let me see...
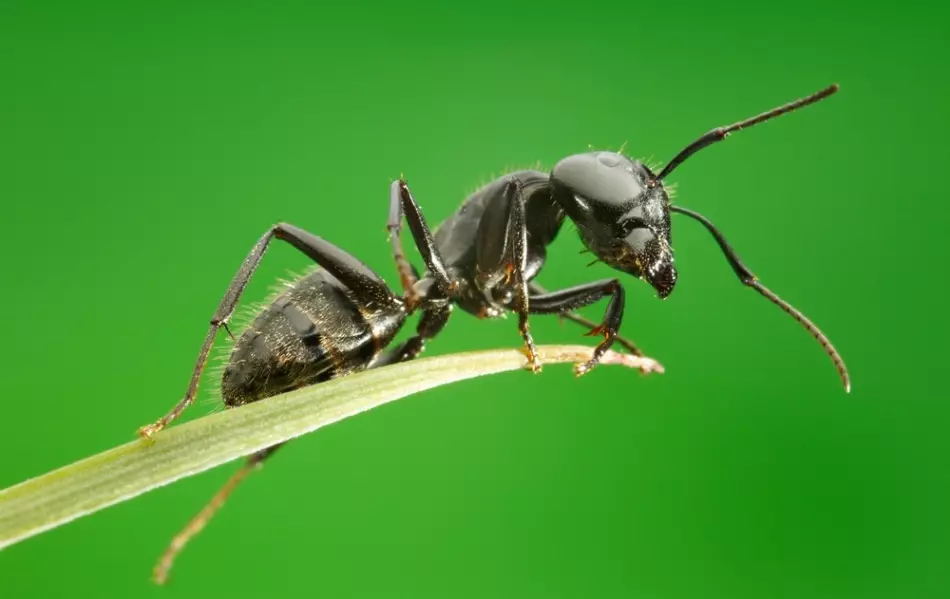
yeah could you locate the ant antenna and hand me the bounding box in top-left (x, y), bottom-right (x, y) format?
top-left (670, 205), bottom-right (850, 393)
top-left (653, 84), bottom-right (839, 183)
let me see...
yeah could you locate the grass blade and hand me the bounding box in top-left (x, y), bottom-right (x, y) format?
top-left (0, 345), bottom-right (662, 553)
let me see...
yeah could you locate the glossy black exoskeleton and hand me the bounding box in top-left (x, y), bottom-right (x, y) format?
top-left (386, 84), bottom-right (849, 384)
top-left (139, 84), bottom-right (849, 583)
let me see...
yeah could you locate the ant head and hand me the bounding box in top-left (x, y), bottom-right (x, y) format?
top-left (551, 151), bottom-right (677, 298)
top-left (551, 84), bottom-right (840, 302)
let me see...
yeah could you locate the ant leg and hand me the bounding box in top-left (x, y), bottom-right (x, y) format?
top-left (388, 179), bottom-right (458, 306)
top-left (473, 178), bottom-right (540, 371)
top-left (528, 281), bottom-right (643, 356)
top-left (387, 181), bottom-right (420, 302)
top-left (528, 279), bottom-right (625, 376)
top-left (153, 285), bottom-right (435, 584)
top-left (372, 301), bottom-right (452, 367)
top-left (152, 444), bottom-right (284, 585)
top-left (138, 223), bottom-right (398, 438)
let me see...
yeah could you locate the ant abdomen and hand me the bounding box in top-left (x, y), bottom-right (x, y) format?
top-left (221, 269), bottom-right (405, 408)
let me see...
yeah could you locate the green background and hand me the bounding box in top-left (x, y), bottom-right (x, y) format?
top-left (1, 2), bottom-right (947, 598)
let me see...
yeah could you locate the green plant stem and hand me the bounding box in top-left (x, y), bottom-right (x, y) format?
top-left (0, 345), bottom-right (662, 552)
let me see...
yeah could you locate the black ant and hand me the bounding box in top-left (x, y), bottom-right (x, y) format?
top-left (140, 84), bottom-right (849, 583)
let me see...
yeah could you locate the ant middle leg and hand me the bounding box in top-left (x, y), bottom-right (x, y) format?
top-left (372, 300), bottom-right (452, 368)
top-left (387, 179), bottom-right (458, 308)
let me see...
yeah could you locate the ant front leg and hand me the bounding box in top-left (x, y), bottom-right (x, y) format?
top-left (528, 281), bottom-right (644, 357)
top-left (474, 177), bottom-right (541, 372)
top-left (528, 279), bottom-right (625, 376)
top-left (388, 179), bottom-right (458, 309)
top-left (138, 223), bottom-right (397, 438)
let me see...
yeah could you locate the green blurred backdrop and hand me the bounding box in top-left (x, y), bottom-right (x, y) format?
top-left (1, 2), bottom-right (947, 598)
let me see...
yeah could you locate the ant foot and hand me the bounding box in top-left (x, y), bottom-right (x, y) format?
top-left (573, 359), bottom-right (598, 377)
top-left (517, 345), bottom-right (543, 373)
top-left (137, 422), bottom-right (164, 440)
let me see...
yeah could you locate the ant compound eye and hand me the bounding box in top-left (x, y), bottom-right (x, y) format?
top-left (624, 226), bottom-right (655, 254)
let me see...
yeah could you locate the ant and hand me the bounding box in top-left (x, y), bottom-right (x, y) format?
top-left (140, 84), bottom-right (849, 583)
